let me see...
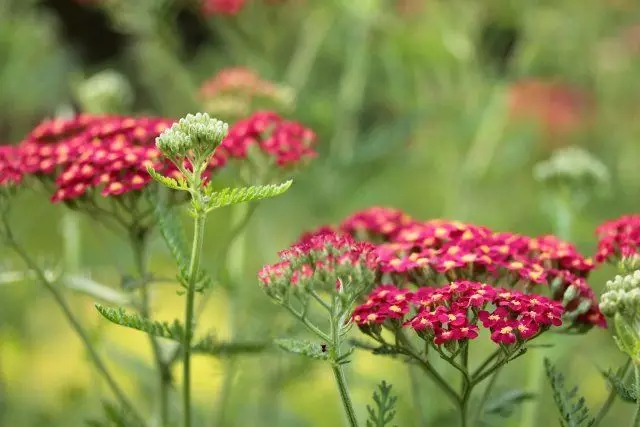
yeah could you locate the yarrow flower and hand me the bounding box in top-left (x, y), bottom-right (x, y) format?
top-left (221, 111), bottom-right (316, 167)
top-left (595, 214), bottom-right (640, 264)
top-left (198, 68), bottom-right (293, 117)
top-left (259, 231), bottom-right (379, 301)
top-left (353, 281), bottom-right (564, 347)
top-left (0, 145), bottom-right (23, 186)
top-left (298, 207), bottom-right (604, 329)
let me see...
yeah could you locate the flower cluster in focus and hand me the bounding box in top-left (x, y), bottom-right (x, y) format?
top-left (353, 281), bottom-right (564, 347)
top-left (303, 206), bottom-right (604, 329)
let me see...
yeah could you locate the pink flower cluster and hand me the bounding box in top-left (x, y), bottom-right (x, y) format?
top-left (353, 281), bottom-right (564, 346)
top-left (595, 214), bottom-right (640, 263)
top-left (305, 207), bottom-right (604, 329)
top-left (258, 231), bottom-right (378, 291)
top-left (2, 111), bottom-right (316, 201)
top-left (201, 0), bottom-right (246, 15)
top-left (199, 68), bottom-right (282, 102)
top-left (0, 145), bottom-right (22, 186)
top-left (221, 111), bottom-right (316, 167)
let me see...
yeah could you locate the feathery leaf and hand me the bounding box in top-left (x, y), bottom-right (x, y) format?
top-left (366, 380), bottom-right (398, 427)
top-left (95, 304), bottom-right (185, 342)
top-left (203, 180), bottom-right (292, 212)
top-left (544, 358), bottom-right (595, 427)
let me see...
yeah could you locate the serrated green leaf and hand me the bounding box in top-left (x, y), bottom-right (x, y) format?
top-left (203, 180), bottom-right (292, 212)
top-left (366, 380), bottom-right (398, 427)
top-left (274, 338), bottom-right (329, 360)
top-left (153, 191), bottom-right (189, 273)
top-left (602, 368), bottom-right (636, 403)
top-left (95, 304), bottom-right (184, 342)
top-left (191, 334), bottom-right (270, 356)
top-left (146, 166), bottom-right (188, 191)
top-left (484, 389), bottom-right (536, 417)
top-left (544, 358), bottom-right (595, 427)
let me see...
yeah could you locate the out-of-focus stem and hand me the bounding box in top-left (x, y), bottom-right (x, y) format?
top-left (632, 362), bottom-right (640, 427)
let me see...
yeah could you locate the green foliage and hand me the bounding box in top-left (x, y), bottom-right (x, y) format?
top-left (274, 338), bottom-right (329, 361)
top-left (544, 358), bottom-right (595, 427)
top-left (95, 304), bottom-right (184, 342)
top-left (366, 381), bottom-right (398, 427)
top-left (85, 401), bottom-right (144, 427)
top-left (202, 180), bottom-right (293, 213)
top-left (602, 368), bottom-right (636, 404)
top-left (152, 192), bottom-right (189, 272)
top-left (191, 335), bottom-right (270, 356)
top-left (147, 167), bottom-right (188, 191)
top-left (483, 389), bottom-right (536, 418)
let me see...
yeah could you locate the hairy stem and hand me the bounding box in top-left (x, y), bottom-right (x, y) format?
top-left (5, 234), bottom-right (143, 424)
top-left (183, 213), bottom-right (207, 427)
top-left (594, 358), bottom-right (632, 426)
top-left (331, 315), bottom-right (358, 427)
top-left (131, 230), bottom-right (171, 427)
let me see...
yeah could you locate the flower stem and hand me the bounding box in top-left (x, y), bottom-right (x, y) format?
top-left (130, 230), bottom-right (170, 427)
top-left (5, 233), bottom-right (143, 424)
top-left (471, 366), bottom-right (503, 426)
top-left (632, 362), bottom-right (640, 427)
top-left (594, 358), bottom-right (632, 426)
top-left (332, 363), bottom-right (359, 427)
top-left (519, 347), bottom-right (546, 427)
top-left (183, 213), bottom-right (207, 427)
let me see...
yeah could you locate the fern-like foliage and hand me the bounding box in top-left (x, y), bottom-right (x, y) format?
top-left (85, 401), bottom-right (144, 427)
top-left (366, 381), bottom-right (398, 427)
top-left (544, 358), bottom-right (595, 427)
top-left (202, 180), bottom-right (292, 212)
top-left (153, 191), bottom-right (189, 273)
top-left (95, 304), bottom-right (184, 342)
top-left (147, 166), bottom-right (189, 191)
top-left (191, 334), bottom-right (270, 356)
top-left (274, 338), bottom-right (329, 361)
top-left (602, 368), bottom-right (636, 403)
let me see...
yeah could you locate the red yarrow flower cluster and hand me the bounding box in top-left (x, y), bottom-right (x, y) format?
top-left (221, 111), bottom-right (316, 167)
top-left (0, 145), bottom-right (23, 186)
top-left (354, 281), bottom-right (564, 346)
top-left (595, 214), bottom-right (640, 263)
top-left (13, 111), bottom-right (315, 202)
top-left (199, 67), bottom-right (284, 105)
top-left (201, 0), bottom-right (246, 15)
top-left (301, 207), bottom-right (603, 329)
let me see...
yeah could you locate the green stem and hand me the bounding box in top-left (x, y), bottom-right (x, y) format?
top-left (332, 364), bottom-right (359, 427)
top-left (632, 362), bottom-right (640, 427)
top-left (408, 364), bottom-right (429, 427)
top-left (459, 344), bottom-right (471, 427)
top-left (183, 213), bottom-right (207, 427)
top-left (6, 234), bottom-right (143, 424)
top-left (331, 313), bottom-right (358, 427)
top-left (594, 358), bottom-right (632, 426)
top-left (130, 230), bottom-right (170, 427)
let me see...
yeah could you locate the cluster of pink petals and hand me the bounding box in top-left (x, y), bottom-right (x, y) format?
top-left (307, 207), bottom-right (604, 329)
top-left (258, 231), bottom-right (378, 288)
top-left (353, 281), bottom-right (564, 346)
top-left (221, 111), bottom-right (316, 167)
top-left (199, 67), bottom-right (282, 101)
top-left (4, 111), bottom-right (315, 201)
top-left (0, 145), bottom-right (23, 186)
top-left (595, 214), bottom-right (640, 263)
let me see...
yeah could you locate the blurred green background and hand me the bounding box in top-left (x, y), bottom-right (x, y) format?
top-left (1, 0), bottom-right (639, 426)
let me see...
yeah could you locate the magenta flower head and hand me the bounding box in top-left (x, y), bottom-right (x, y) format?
top-left (339, 206), bottom-right (416, 243)
top-left (221, 111), bottom-right (316, 169)
top-left (354, 281), bottom-right (564, 353)
top-left (259, 231), bottom-right (379, 304)
top-left (595, 214), bottom-right (640, 265)
top-left (0, 145), bottom-right (23, 187)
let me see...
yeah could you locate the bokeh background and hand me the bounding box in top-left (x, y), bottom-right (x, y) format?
top-left (1, 0), bottom-right (639, 426)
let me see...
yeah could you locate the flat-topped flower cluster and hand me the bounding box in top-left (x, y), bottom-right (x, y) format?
top-left (0, 111), bottom-right (315, 202)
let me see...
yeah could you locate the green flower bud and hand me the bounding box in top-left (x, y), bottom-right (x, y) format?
top-left (533, 146), bottom-right (610, 190)
top-left (619, 255), bottom-right (640, 274)
top-left (155, 113), bottom-right (229, 160)
top-left (75, 69), bottom-right (132, 114)
top-left (562, 284), bottom-right (579, 306)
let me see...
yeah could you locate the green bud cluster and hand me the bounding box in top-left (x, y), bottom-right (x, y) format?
top-left (75, 69), bottom-right (133, 114)
top-left (155, 113), bottom-right (228, 160)
top-left (600, 270), bottom-right (640, 318)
